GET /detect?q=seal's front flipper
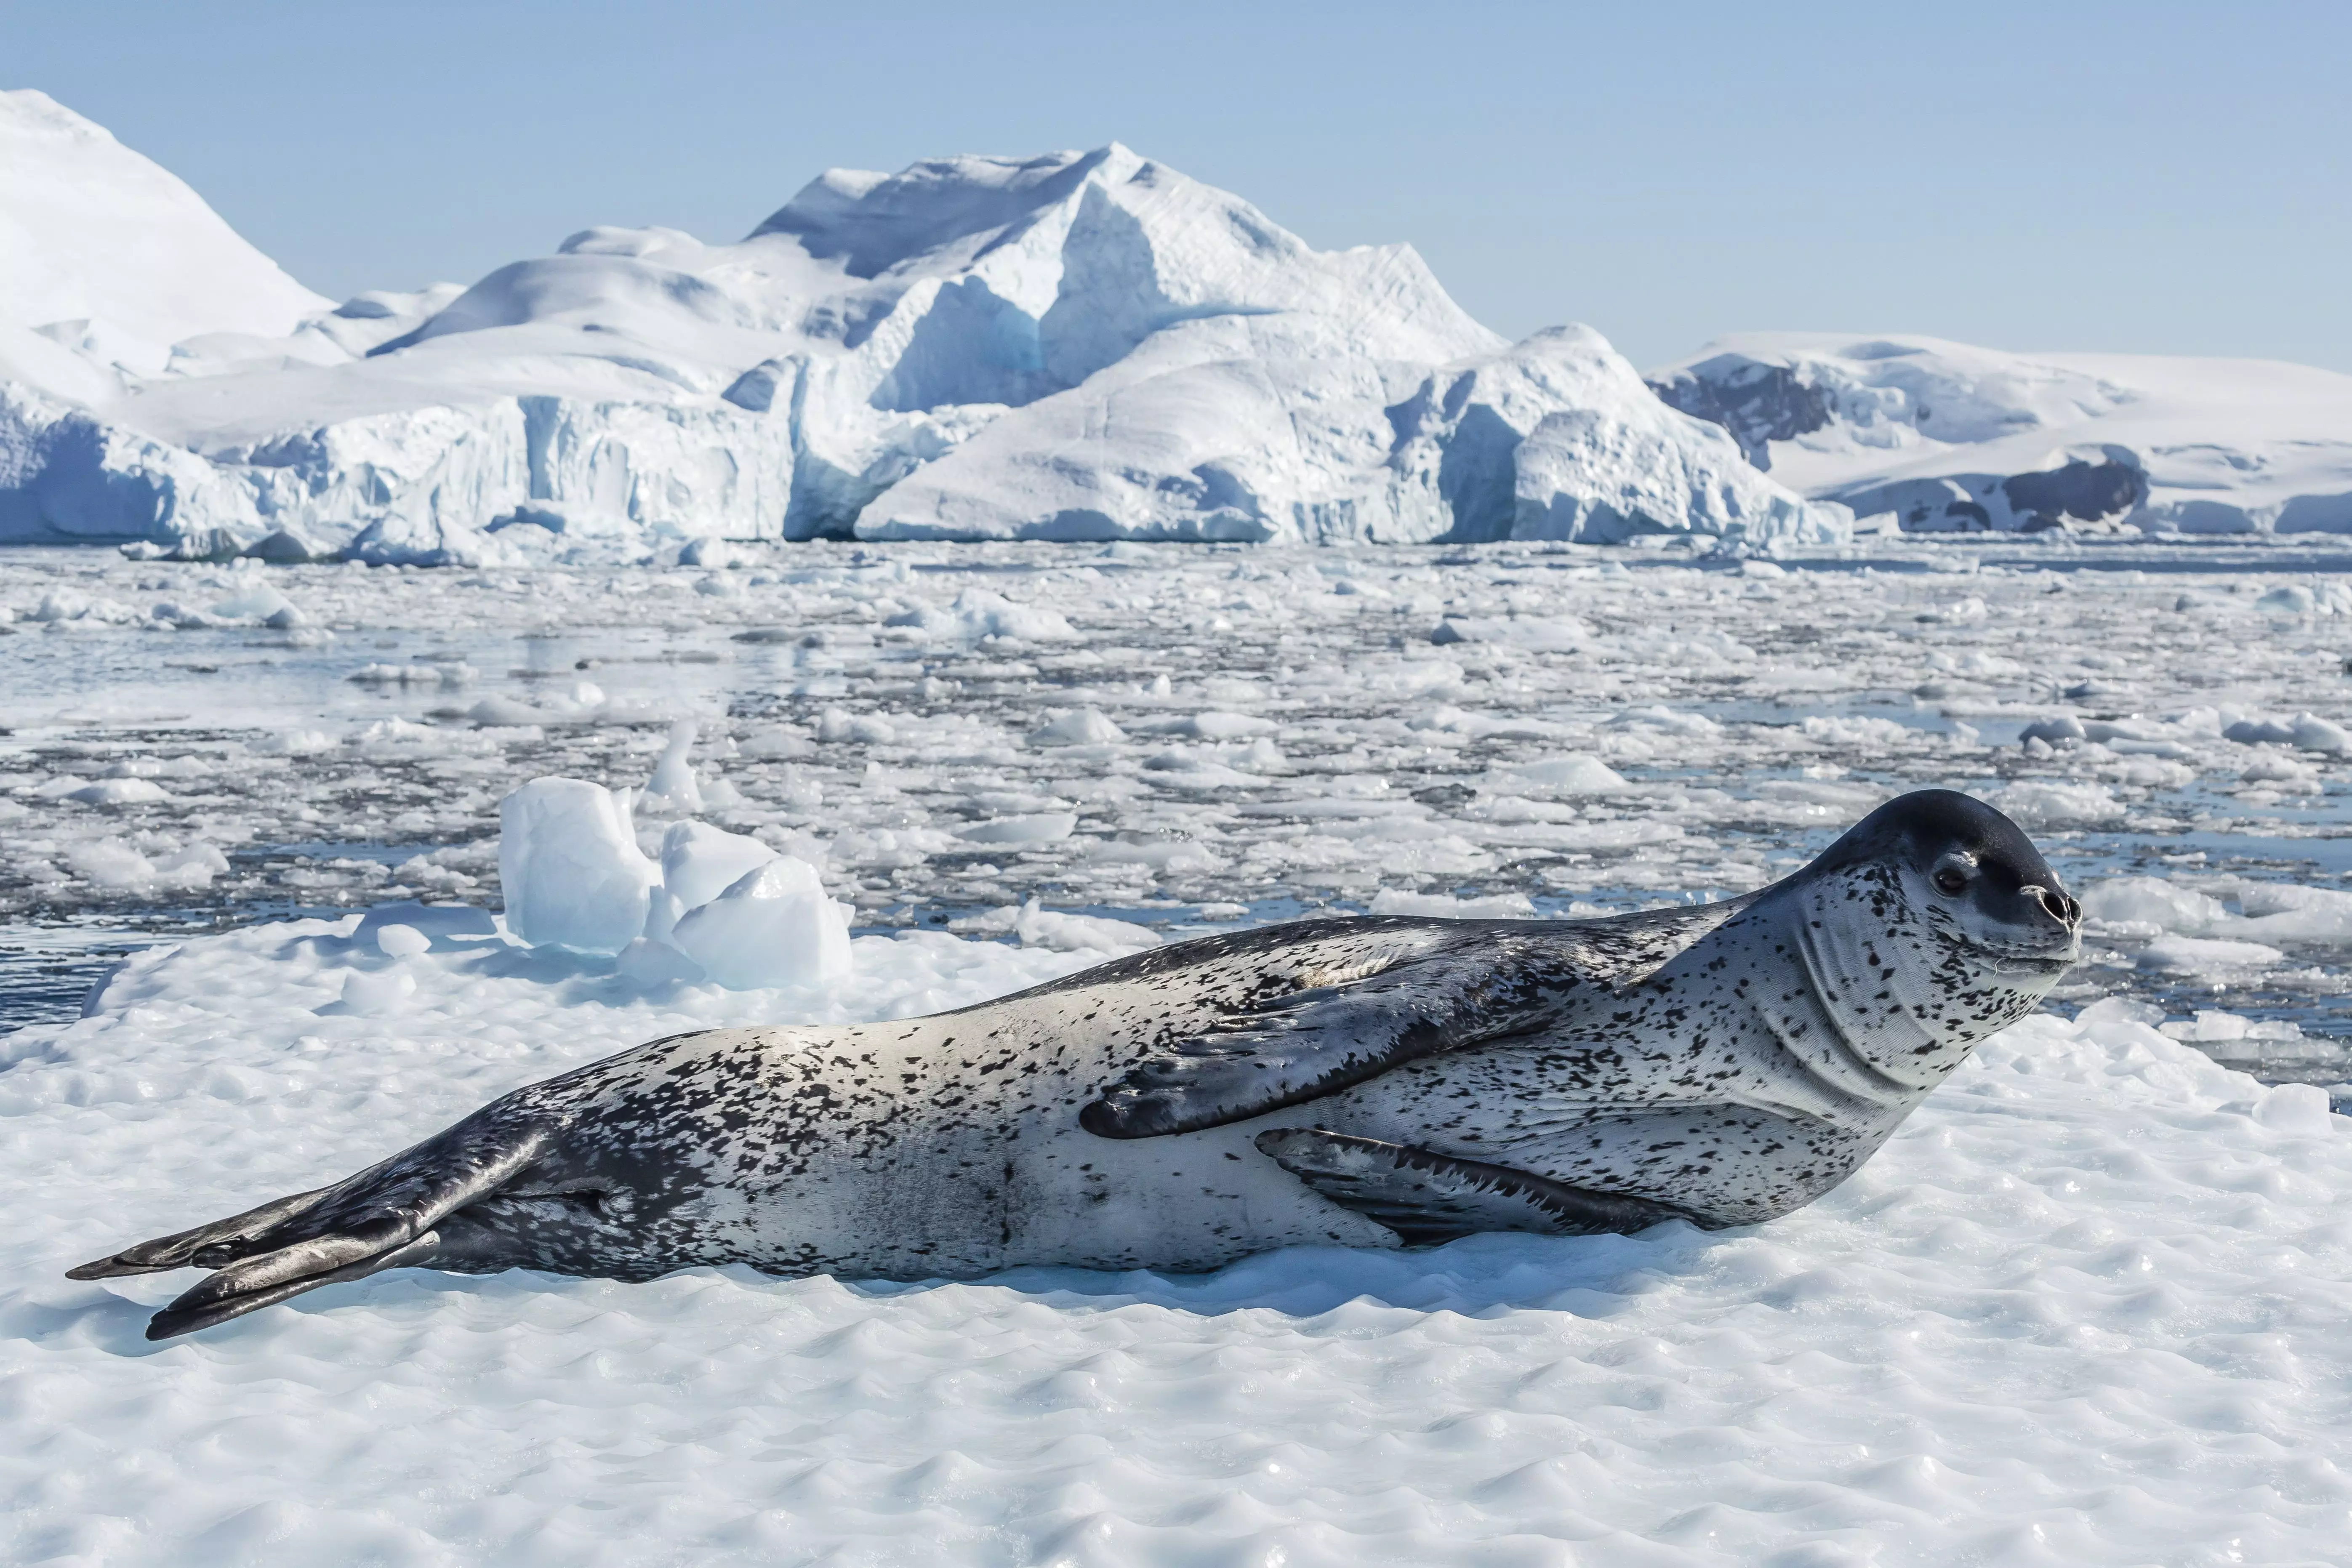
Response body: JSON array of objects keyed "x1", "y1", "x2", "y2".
[
  {"x1": 1253, "y1": 1128, "x2": 1698, "y2": 1246},
  {"x1": 72, "y1": 1110, "x2": 554, "y2": 1340}
]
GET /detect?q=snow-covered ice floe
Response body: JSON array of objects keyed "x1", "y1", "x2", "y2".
[{"x1": 3, "y1": 919, "x2": 2348, "y2": 1565}]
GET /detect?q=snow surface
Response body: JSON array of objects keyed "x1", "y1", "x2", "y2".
[
  {"x1": 1651, "y1": 333, "x2": 2352, "y2": 536},
  {"x1": 5, "y1": 913, "x2": 2351, "y2": 1565},
  {"x1": 0, "y1": 105, "x2": 1842, "y2": 557}
]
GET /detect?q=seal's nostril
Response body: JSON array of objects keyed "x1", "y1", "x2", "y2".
[{"x1": 2032, "y1": 888, "x2": 2079, "y2": 925}]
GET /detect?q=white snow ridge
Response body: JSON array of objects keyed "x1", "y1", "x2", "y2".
[{"x1": 0, "y1": 98, "x2": 1843, "y2": 559}]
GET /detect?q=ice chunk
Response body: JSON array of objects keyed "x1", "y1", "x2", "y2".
[
  {"x1": 497, "y1": 778, "x2": 659, "y2": 954},
  {"x1": 2080, "y1": 877, "x2": 2230, "y2": 934},
  {"x1": 668, "y1": 857, "x2": 851, "y2": 990},
  {"x1": 250, "y1": 727, "x2": 336, "y2": 755},
  {"x1": 373, "y1": 923, "x2": 430, "y2": 958},
  {"x1": 1367, "y1": 889, "x2": 1537, "y2": 919},
  {"x1": 1991, "y1": 780, "x2": 2128, "y2": 828},
  {"x1": 884, "y1": 588, "x2": 1076, "y2": 643},
  {"x1": 66, "y1": 778, "x2": 169, "y2": 805},
  {"x1": 1029, "y1": 708, "x2": 1125, "y2": 747},
  {"x1": 2019, "y1": 716, "x2": 2088, "y2": 747},
  {"x1": 63, "y1": 837, "x2": 224, "y2": 891},
  {"x1": 1487, "y1": 755, "x2": 1628, "y2": 796},
  {"x1": 959, "y1": 812, "x2": 1078, "y2": 845},
  {"x1": 817, "y1": 709, "x2": 897, "y2": 745},
  {"x1": 209, "y1": 582, "x2": 295, "y2": 622},
  {"x1": 648, "y1": 820, "x2": 780, "y2": 942},
  {"x1": 2292, "y1": 714, "x2": 2352, "y2": 753},
  {"x1": 2136, "y1": 934, "x2": 2285, "y2": 973},
  {"x1": 641, "y1": 720, "x2": 705, "y2": 814},
  {"x1": 954, "y1": 899, "x2": 1161, "y2": 954}
]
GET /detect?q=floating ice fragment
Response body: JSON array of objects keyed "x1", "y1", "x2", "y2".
[
  {"x1": 1367, "y1": 888, "x2": 1537, "y2": 919},
  {"x1": 1990, "y1": 780, "x2": 2128, "y2": 829},
  {"x1": 2291, "y1": 714, "x2": 2351, "y2": 753},
  {"x1": 884, "y1": 588, "x2": 1076, "y2": 643},
  {"x1": 2081, "y1": 878, "x2": 2231, "y2": 934},
  {"x1": 1028, "y1": 708, "x2": 1125, "y2": 747},
  {"x1": 208, "y1": 583, "x2": 294, "y2": 622},
  {"x1": 2019, "y1": 716, "x2": 2088, "y2": 747},
  {"x1": 349, "y1": 662, "x2": 475, "y2": 687},
  {"x1": 1487, "y1": 756, "x2": 1628, "y2": 796},
  {"x1": 959, "y1": 812, "x2": 1078, "y2": 845},
  {"x1": 966, "y1": 898, "x2": 1160, "y2": 953},
  {"x1": 817, "y1": 709, "x2": 896, "y2": 745},
  {"x1": 66, "y1": 777, "x2": 169, "y2": 805},
  {"x1": 497, "y1": 778, "x2": 660, "y2": 954},
  {"x1": 61, "y1": 838, "x2": 225, "y2": 891},
  {"x1": 641, "y1": 721, "x2": 705, "y2": 814},
  {"x1": 668, "y1": 857, "x2": 851, "y2": 990},
  {"x1": 250, "y1": 727, "x2": 336, "y2": 755},
  {"x1": 1428, "y1": 615, "x2": 1587, "y2": 650},
  {"x1": 2136, "y1": 935, "x2": 2285, "y2": 973}
]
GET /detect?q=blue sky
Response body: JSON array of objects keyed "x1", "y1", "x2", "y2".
[{"x1": 13, "y1": 1, "x2": 2347, "y2": 371}]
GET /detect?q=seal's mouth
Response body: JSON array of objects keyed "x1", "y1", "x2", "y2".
[{"x1": 1962, "y1": 929, "x2": 2082, "y2": 969}]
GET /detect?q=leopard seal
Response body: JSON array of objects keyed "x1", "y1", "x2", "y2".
[{"x1": 73, "y1": 789, "x2": 2080, "y2": 1339}]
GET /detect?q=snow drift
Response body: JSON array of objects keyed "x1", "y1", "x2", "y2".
[
  {"x1": 0, "y1": 95, "x2": 1844, "y2": 559},
  {"x1": 1651, "y1": 332, "x2": 2352, "y2": 535}
]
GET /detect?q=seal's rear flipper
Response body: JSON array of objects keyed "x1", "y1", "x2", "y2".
[
  {"x1": 65, "y1": 1185, "x2": 337, "y2": 1279},
  {"x1": 69, "y1": 1112, "x2": 554, "y2": 1340},
  {"x1": 1254, "y1": 1128, "x2": 1697, "y2": 1246}
]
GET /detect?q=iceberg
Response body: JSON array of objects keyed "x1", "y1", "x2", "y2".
[{"x1": 0, "y1": 93, "x2": 1839, "y2": 558}]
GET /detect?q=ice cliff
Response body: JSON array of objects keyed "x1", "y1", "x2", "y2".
[
  {"x1": 1651, "y1": 333, "x2": 2352, "y2": 535},
  {"x1": 0, "y1": 93, "x2": 1843, "y2": 559}
]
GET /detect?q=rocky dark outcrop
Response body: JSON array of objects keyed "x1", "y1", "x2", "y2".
[
  {"x1": 1647, "y1": 359, "x2": 1833, "y2": 471},
  {"x1": 2001, "y1": 458, "x2": 2147, "y2": 528}
]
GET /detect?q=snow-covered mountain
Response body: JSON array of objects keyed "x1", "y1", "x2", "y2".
[
  {"x1": 0, "y1": 94, "x2": 1843, "y2": 560},
  {"x1": 1650, "y1": 333, "x2": 2352, "y2": 535}
]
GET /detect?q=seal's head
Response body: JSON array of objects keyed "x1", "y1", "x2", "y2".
[
  {"x1": 1750, "y1": 790, "x2": 2082, "y2": 1098},
  {"x1": 1816, "y1": 788, "x2": 2080, "y2": 969}
]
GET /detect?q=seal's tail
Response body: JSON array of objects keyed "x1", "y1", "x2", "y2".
[{"x1": 68, "y1": 1111, "x2": 551, "y2": 1340}]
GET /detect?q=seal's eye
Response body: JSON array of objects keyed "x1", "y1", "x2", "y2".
[{"x1": 1931, "y1": 864, "x2": 1971, "y2": 896}]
